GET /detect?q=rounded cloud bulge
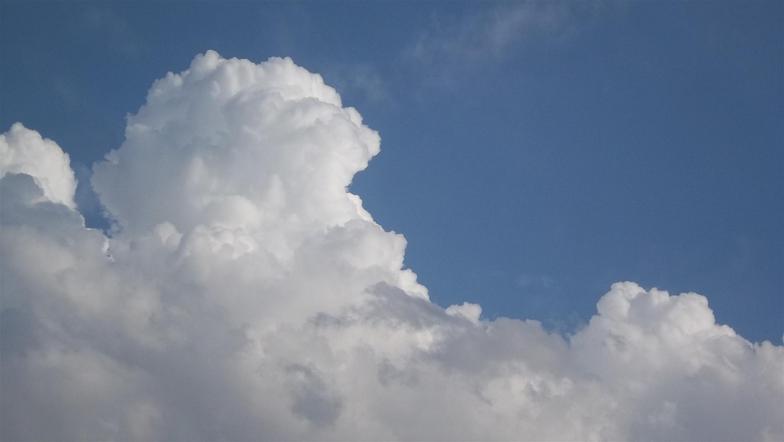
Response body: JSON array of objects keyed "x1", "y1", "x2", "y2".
[
  {"x1": 0, "y1": 122, "x2": 77, "y2": 209},
  {"x1": 1, "y1": 51, "x2": 782, "y2": 441}
]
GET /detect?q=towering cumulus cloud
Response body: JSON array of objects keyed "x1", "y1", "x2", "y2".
[{"x1": 1, "y1": 51, "x2": 782, "y2": 441}]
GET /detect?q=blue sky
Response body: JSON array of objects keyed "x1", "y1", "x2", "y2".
[{"x1": 1, "y1": 0, "x2": 781, "y2": 343}]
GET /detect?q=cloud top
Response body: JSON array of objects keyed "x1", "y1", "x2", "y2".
[{"x1": 93, "y1": 51, "x2": 379, "y2": 237}]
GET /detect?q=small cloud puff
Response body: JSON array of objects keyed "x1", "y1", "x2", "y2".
[{"x1": 0, "y1": 123, "x2": 77, "y2": 208}]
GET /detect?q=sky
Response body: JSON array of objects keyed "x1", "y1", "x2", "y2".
[{"x1": 1, "y1": 1, "x2": 783, "y2": 440}]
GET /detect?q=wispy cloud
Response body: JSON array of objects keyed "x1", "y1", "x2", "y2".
[
  {"x1": 516, "y1": 272, "x2": 558, "y2": 292},
  {"x1": 403, "y1": 1, "x2": 605, "y2": 81},
  {"x1": 82, "y1": 6, "x2": 142, "y2": 59},
  {"x1": 322, "y1": 62, "x2": 389, "y2": 105}
]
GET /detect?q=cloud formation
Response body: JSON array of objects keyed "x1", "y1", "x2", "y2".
[
  {"x1": 406, "y1": 2, "x2": 589, "y2": 67},
  {"x1": 1, "y1": 51, "x2": 782, "y2": 441}
]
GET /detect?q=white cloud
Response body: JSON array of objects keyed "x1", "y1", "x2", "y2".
[
  {"x1": 1, "y1": 51, "x2": 782, "y2": 441},
  {"x1": 0, "y1": 123, "x2": 77, "y2": 208}
]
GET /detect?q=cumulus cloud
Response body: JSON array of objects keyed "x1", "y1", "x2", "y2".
[
  {"x1": 0, "y1": 123, "x2": 77, "y2": 208},
  {"x1": 1, "y1": 51, "x2": 782, "y2": 441}
]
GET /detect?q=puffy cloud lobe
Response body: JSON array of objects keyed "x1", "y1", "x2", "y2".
[
  {"x1": 1, "y1": 51, "x2": 782, "y2": 441},
  {"x1": 0, "y1": 123, "x2": 77, "y2": 208}
]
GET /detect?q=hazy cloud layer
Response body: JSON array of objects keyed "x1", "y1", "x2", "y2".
[{"x1": 1, "y1": 51, "x2": 782, "y2": 441}]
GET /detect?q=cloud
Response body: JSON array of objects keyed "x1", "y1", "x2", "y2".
[
  {"x1": 516, "y1": 272, "x2": 557, "y2": 291},
  {"x1": 0, "y1": 122, "x2": 77, "y2": 208},
  {"x1": 322, "y1": 62, "x2": 389, "y2": 104},
  {"x1": 406, "y1": 2, "x2": 581, "y2": 66},
  {"x1": 1, "y1": 51, "x2": 782, "y2": 441}
]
